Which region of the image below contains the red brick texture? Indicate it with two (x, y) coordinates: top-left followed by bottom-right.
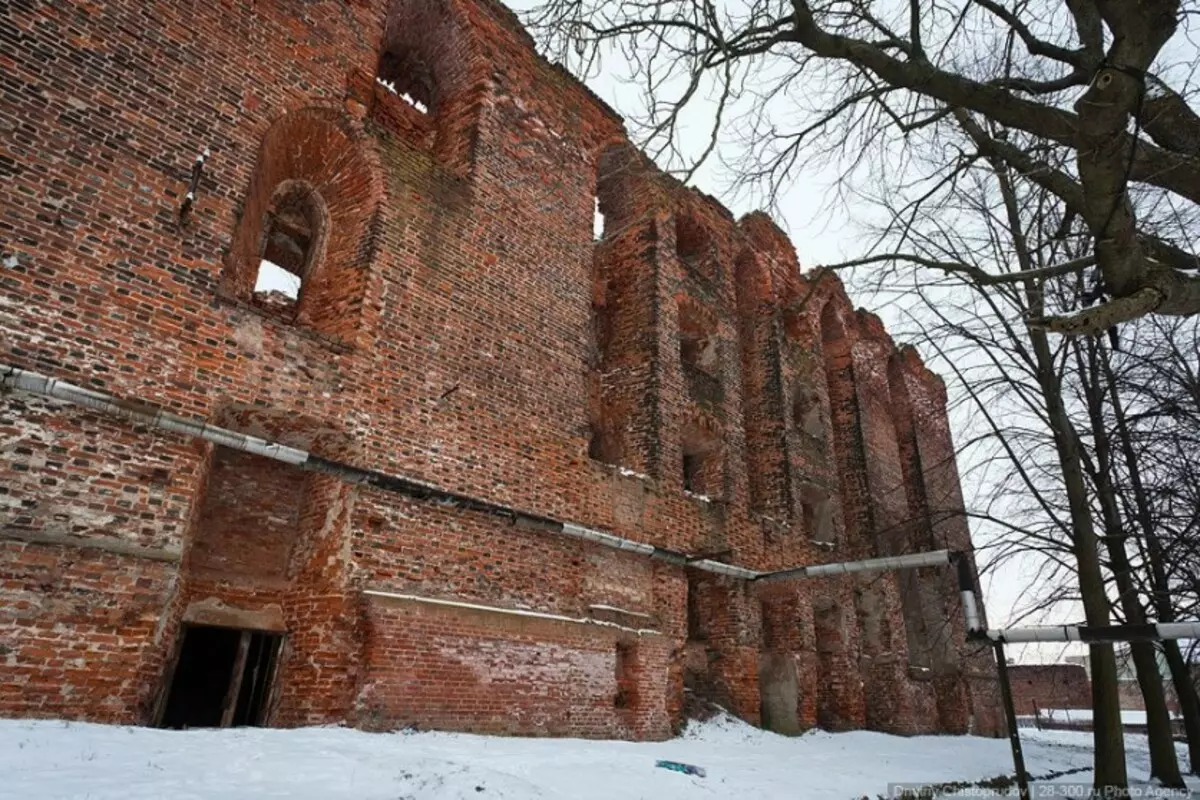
(1009, 665), (1091, 716)
(0, 0), (1001, 739)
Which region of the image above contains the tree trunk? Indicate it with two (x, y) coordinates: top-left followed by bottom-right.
(993, 157), (1128, 789)
(1025, 325), (1126, 789)
(1074, 339), (1183, 787)
(1163, 641), (1200, 772)
(1101, 348), (1200, 774)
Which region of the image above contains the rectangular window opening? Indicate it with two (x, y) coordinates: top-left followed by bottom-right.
(614, 641), (636, 708)
(682, 453), (701, 493)
(687, 580), (706, 641)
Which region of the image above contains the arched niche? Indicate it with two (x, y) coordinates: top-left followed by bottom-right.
(224, 107), (382, 344)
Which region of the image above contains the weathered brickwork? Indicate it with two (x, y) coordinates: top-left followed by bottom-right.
(1009, 665), (1091, 716)
(0, 0), (1000, 739)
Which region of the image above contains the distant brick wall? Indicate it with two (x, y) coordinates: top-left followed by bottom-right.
(0, 0), (1000, 740)
(1009, 665), (1091, 715)
(1117, 679), (1182, 714)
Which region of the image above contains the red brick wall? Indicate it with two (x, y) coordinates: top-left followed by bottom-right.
(188, 448), (308, 579)
(0, 0), (1001, 739)
(1009, 665), (1092, 716)
(1115, 679), (1181, 713)
(357, 594), (673, 738)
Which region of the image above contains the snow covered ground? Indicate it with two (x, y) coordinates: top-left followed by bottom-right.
(1036, 708), (1175, 725)
(1, 715), (1197, 799)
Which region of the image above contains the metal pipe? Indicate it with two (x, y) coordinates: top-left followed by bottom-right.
(3, 364), (764, 580)
(1, 363), (964, 591)
(690, 559), (759, 581)
(971, 621), (1200, 645)
(3, 367), (309, 465)
(955, 552), (983, 633)
(179, 147), (210, 221)
(755, 548), (953, 584)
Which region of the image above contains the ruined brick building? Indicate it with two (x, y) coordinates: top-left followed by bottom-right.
(0, 0), (1002, 739)
(1009, 664), (1092, 717)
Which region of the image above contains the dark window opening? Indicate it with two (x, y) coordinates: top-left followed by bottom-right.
(376, 49), (434, 114)
(682, 452), (702, 493)
(675, 214), (714, 280)
(254, 183), (324, 309)
(687, 580), (706, 641)
(588, 422), (620, 465)
(681, 423), (720, 498)
(614, 641), (636, 708)
(589, 429), (606, 461)
(160, 624), (282, 730)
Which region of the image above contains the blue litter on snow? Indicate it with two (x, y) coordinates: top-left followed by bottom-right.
(655, 760), (707, 778)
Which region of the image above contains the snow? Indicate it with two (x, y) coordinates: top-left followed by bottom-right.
(374, 77), (429, 114)
(1037, 708), (1177, 725)
(4, 714), (1198, 800)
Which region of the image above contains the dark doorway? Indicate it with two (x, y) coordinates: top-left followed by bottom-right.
(160, 624), (282, 729)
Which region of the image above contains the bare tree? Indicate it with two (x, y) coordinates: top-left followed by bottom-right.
(831, 126), (1164, 787)
(1101, 315), (1200, 772)
(528, 0), (1200, 336)
(527, 1), (1200, 789)
(1071, 331), (1184, 787)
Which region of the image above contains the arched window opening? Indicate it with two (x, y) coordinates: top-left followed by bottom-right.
(375, 48), (434, 114)
(801, 484), (835, 546)
(252, 182), (325, 312)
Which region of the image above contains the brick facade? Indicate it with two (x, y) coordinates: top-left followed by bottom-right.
(1009, 665), (1091, 716)
(0, 0), (1001, 739)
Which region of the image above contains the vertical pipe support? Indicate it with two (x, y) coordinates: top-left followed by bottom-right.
(994, 640), (1031, 800)
(180, 147), (211, 222)
(954, 552), (982, 633)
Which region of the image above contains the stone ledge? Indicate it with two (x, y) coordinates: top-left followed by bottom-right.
(0, 526), (181, 563)
(363, 588), (663, 637)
